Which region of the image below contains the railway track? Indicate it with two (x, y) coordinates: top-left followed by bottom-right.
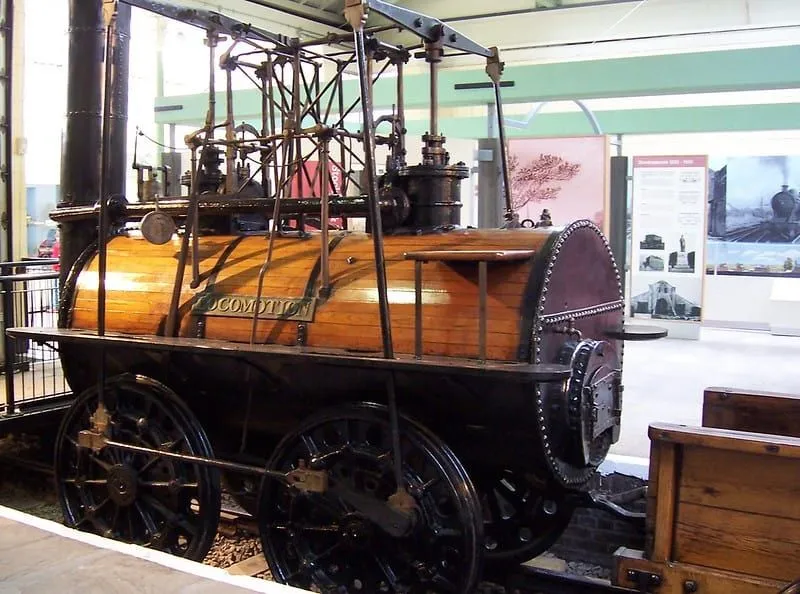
(0, 454), (631, 593)
(214, 504), (631, 593)
(484, 566), (634, 594)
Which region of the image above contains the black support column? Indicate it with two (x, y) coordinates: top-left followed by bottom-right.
(58, 0), (131, 290)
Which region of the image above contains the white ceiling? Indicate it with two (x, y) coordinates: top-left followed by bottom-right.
(137, 0), (800, 69)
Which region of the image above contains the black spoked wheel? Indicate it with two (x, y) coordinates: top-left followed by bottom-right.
(54, 374), (221, 561)
(258, 403), (484, 593)
(478, 470), (574, 567)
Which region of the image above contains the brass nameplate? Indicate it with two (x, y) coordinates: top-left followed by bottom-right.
(192, 293), (317, 322)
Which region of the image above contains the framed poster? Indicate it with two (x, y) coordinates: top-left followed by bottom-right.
(707, 156), (800, 277)
(629, 156), (708, 330)
(506, 135), (610, 233)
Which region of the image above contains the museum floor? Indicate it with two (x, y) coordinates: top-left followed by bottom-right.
(612, 326), (800, 459)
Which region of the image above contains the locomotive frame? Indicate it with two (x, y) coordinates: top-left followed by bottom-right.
(9, 1), (665, 592)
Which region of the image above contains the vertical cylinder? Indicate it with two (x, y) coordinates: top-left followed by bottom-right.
(60, 0), (103, 209)
(58, 0), (130, 289)
(58, 0), (104, 288)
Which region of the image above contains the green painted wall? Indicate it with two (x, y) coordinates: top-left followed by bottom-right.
(410, 104), (800, 138)
(162, 104), (800, 140)
(154, 45), (800, 136)
(341, 45), (800, 109)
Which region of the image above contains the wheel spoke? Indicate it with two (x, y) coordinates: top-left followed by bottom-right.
(84, 497), (112, 534)
(310, 445), (347, 468)
(134, 501), (160, 542)
(371, 553), (401, 591)
(140, 494), (198, 537)
(63, 478), (108, 486)
(139, 435), (188, 474)
(301, 433), (321, 457)
(495, 478), (526, 509)
(139, 481), (199, 490)
(283, 541), (345, 582)
(110, 505), (121, 534)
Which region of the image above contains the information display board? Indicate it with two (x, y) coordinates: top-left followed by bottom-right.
(629, 156), (708, 331)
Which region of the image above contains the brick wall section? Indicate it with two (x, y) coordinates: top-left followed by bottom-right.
(549, 472), (647, 568)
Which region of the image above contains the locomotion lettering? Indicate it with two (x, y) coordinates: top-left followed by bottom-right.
(192, 293), (317, 321)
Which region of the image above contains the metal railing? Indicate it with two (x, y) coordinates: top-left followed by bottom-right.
(0, 259), (70, 416)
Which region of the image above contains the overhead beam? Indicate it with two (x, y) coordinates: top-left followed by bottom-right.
(148, 0), (336, 38)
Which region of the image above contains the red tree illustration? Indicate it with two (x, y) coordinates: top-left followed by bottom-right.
(508, 152), (581, 210)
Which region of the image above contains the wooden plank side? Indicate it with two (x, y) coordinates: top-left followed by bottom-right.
(649, 423), (800, 461)
(644, 440), (661, 559)
(674, 502), (800, 582)
(703, 387), (800, 437)
(613, 547), (788, 594)
(651, 442), (678, 563)
(679, 445), (800, 521)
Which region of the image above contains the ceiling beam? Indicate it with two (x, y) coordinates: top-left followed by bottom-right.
(242, 0), (345, 29)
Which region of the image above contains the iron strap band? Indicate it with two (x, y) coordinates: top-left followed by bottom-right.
(539, 300), (625, 326)
(191, 236), (247, 339)
(303, 232), (348, 299)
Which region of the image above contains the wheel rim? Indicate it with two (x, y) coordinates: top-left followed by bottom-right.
(479, 470), (574, 566)
(54, 374), (221, 561)
(258, 404), (484, 593)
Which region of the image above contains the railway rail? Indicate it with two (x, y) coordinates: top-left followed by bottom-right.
(213, 502), (633, 593)
(0, 452), (633, 594)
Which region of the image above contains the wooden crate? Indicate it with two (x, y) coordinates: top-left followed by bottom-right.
(702, 386), (800, 438)
(614, 388), (800, 593)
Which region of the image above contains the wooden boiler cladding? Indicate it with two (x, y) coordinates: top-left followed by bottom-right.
(66, 223), (623, 364)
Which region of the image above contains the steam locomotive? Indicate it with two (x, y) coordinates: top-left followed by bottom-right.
(12, 1), (664, 592)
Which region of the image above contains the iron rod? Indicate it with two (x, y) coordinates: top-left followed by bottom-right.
(354, 26), (393, 360)
(258, 61), (270, 193)
(396, 60), (405, 165)
(3, 0), (11, 262)
(351, 20), (403, 497)
(338, 70), (348, 201)
(266, 54), (280, 199)
(103, 438), (293, 484)
(493, 81), (514, 220)
(2, 275), (15, 413)
(320, 139), (330, 294)
(414, 260), (422, 358)
(225, 65), (235, 194)
(479, 261), (487, 361)
(165, 146), (198, 336)
(97, 10), (116, 339)
(250, 137), (291, 344)
(429, 60), (438, 136)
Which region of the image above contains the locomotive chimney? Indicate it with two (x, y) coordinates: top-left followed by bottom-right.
(57, 0), (130, 289)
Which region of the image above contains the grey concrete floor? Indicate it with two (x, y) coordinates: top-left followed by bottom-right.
(0, 508), (301, 594)
(611, 327), (800, 459)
